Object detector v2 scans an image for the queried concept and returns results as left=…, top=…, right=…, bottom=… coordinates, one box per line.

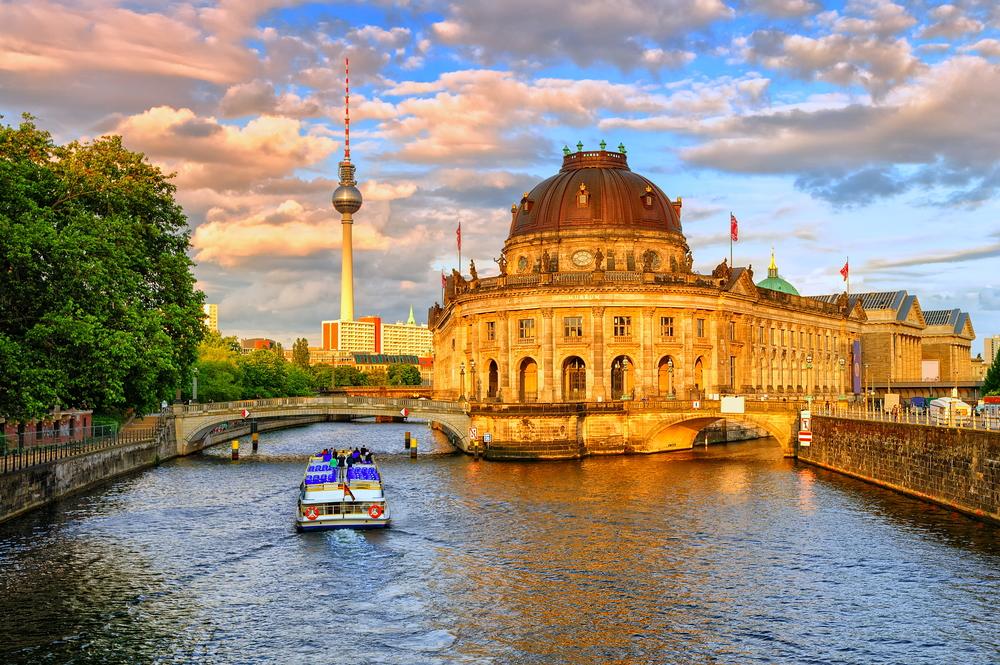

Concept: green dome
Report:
left=756, top=250, right=799, bottom=296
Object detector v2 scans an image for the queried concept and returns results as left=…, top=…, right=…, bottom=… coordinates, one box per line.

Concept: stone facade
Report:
left=801, top=416, right=1000, bottom=524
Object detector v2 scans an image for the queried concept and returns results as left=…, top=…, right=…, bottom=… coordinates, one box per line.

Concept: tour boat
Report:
left=295, top=451, right=390, bottom=531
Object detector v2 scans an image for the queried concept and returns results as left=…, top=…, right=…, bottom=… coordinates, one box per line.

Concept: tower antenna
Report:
left=344, top=57, right=350, bottom=161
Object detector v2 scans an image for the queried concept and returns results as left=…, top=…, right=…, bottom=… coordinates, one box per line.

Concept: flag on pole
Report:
left=456, top=222, right=462, bottom=252
left=730, top=213, right=739, bottom=242
left=840, top=260, right=849, bottom=281
left=441, top=271, right=446, bottom=288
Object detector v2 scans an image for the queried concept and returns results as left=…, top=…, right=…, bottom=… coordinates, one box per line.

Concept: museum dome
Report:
left=507, top=145, right=684, bottom=240
left=756, top=251, right=800, bottom=296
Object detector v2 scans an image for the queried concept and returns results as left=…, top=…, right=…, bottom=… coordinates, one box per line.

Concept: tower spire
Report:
left=333, top=57, right=362, bottom=322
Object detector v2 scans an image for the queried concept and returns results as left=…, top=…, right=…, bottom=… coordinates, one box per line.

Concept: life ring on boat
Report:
left=304, top=506, right=320, bottom=521
left=368, top=504, right=383, bottom=519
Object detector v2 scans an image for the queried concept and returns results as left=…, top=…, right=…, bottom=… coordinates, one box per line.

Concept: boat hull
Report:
left=296, top=518, right=390, bottom=531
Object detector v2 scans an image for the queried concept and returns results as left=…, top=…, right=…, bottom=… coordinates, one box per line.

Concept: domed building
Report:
left=429, top=146, right=869, bottom=408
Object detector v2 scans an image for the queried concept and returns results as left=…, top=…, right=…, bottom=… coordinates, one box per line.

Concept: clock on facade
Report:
left=571, top=249, right=593, bottom=268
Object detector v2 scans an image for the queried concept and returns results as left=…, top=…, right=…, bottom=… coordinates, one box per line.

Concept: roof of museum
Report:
left=507, top=146, right=683, bottom=240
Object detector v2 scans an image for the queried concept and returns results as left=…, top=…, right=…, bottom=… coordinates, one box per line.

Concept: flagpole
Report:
left=458, top=222, right=462, bottom=275
left=730, top=211, right=733, bottom=268
left=846, top=256, right=850, bottom=297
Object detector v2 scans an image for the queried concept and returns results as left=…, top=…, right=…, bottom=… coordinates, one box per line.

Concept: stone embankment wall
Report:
left=0, top=431, right=174, bottom=524
left=802, top=416, right=1000, bottom=524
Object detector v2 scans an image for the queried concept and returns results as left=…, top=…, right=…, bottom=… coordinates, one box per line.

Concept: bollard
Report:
left=409, top=437, right=417, bottom=458
left=252, top=432, right=259, bottom=452
left=231, top=439, right=239, bottom=460
left=404, top=431, right=411, bottom=450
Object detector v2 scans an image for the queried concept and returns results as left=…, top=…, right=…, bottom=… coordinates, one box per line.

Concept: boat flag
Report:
left=343, top=484, right=355, bottom=500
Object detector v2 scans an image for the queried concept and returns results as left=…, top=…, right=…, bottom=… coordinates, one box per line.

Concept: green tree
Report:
left=286, top=364, right=315, bottom=396
left=238, top=349, right=288, bottom=398
left=310, top=364, right=335, bottom=392
left=332, top=365, right=368, bottom=387
left=364, top=368, right=389, bottom=386
left=0, top=114, right=204, bottom=419
left=387, top=363, right=422, bottom=386
left=292, top=337, right=310, bottom=369
left=984, top=352, right=1000, bottom=396
left=196, top=359, right=243, bottom=402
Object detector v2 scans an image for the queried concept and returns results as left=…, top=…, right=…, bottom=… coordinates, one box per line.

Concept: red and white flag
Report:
left=441, top=271, right=446, bottom=288
left=730, top=213, right=738, bottom=242
left=456, top=222, right=462, bottom=252
left=840, top=260, right=849, bottom=281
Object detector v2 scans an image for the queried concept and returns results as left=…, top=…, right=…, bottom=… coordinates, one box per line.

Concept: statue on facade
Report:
left=683, top=249, right=693, bottom=273
left=469, top=259, right=478, bottom=281
left=541, top=250, right=551, bottom=273
left=747, top=263, right=754, bottom=280
left=494, top=252, right=508, bottom=276
left=593, top=248, right=604, bottom=271
left=641, top=249, right=655, bottom=272
left=712, top=258, right=731, bottom=280
left=669, top=255, right=678, bottom=273
left=451, top=268, right=466, bottom=293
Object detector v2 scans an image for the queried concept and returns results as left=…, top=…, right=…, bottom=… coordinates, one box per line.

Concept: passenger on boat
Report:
left=346, top=453, right=355, bottom=467
left=351, top=448, right=361, bottom=462
left=360, top=447, right=369, bottom=456
left=335, top=454, right=346, bottom=467
left=363, top=452, right=373, bottom=463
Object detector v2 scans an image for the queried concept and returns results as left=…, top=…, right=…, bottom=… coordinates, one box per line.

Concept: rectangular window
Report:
left=809, top=332, right=813, bottom=348
left=660, top=316, right=675, bottom=337
left=800, top=331, right=804, bottom=348
left=696, top=318, right=705, bottom=337
left=729, top=321, right=736, bottom=341
left=518, top=318, right=535, bottom=340
left=613, top=315, right=632, bottom=337
left=486, top=321, right=496, bottom=341
left=770, top=328, right=775, bottom=345
left=759, top=325, right=765, bottom=344
left=730, top=355, right=736, bottom=388
left=607, top=252, right=616, bottom=271
left=563, top=316, right=583, bottom=338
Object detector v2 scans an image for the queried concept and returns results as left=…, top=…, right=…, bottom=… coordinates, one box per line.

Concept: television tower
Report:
left=332, top=57, right=362, bottom=321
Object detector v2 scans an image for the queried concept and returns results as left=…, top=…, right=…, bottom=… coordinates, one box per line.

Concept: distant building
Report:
left=202, top=303, right=219, bottom=332
left=241, top=337, right=276, bottom=353
left=985, top=335, right=1000, bottom=363
left=321, top=307, right=433, bottom=357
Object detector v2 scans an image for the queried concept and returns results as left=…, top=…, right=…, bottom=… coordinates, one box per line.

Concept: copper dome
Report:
left=508, top=150, right=682, bottom=239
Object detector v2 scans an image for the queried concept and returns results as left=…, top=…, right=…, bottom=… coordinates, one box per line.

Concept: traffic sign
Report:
left=693, top=400, right=701, bottom=410
left=469, top=427, right=478, bottom=441
left=483, top=433, right=492, bottom=444
left=798, top=430, right=812, bottom=446
left=400, top=407, right=410, bottom=417
left=241, top=408, right=251, bottom=418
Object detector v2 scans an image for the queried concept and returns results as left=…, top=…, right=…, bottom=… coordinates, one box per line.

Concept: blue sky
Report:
left=2, top=0, right=999, bottom=352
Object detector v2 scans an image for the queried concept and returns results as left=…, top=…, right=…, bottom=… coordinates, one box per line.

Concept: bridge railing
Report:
left=815, top=403, right=1000, bottom=432
left=172, top=395, right=466, bottom=416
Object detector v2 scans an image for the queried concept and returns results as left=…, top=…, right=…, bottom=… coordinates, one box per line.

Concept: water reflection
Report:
left=0, top=423, right=998, bottom=664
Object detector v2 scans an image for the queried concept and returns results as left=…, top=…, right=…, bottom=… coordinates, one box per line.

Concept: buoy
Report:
left=231, top=439, right=239, bottom=460
left=304, top=506, right=319, bottom=520
left=368, top=504, right=383, bottom=519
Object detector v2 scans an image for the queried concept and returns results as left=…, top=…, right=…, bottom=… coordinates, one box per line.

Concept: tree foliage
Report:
left=292, top=337, right=310, bottom=369
left=984, top=352, right=1000, bottom=396
left=0, top=114, right=204, bottom=419
left=388, top=364, right=422, bottom=386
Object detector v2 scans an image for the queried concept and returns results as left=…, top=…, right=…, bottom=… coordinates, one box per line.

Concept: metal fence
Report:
left=1, top=425, right=160, bottom=474
left=816, top=403, right=1000, bottom=432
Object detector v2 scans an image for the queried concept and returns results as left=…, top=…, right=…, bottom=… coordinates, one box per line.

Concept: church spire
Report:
left=768, top=248, right=778, bottom=279
left=407, top=305, right=415, bottom=326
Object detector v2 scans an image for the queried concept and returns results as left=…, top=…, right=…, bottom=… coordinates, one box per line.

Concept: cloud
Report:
left=961, top=38, right=1000, bottom=58
left=747, top=0, right=819, bottom=18
left=865, top=241, right=1000, bottom=270
left=680, top=57, right=1000, bottom=206
left=430, top=0, right=732, bottom=71
left=373, top=70, right=674, bottom=165
left=919, top=4, right=984, bottom=39
left=109, top=106, right=337, bottom=191
left=822, top=0, right=917, bottom=38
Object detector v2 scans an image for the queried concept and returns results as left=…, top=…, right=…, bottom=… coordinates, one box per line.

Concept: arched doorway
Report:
left=657, top=356, right=675, bottom=397
left=610, top=355, right=634, bottom=400
left=562, top=356, right=586, bottom=401
left=693, top=356, right=704, bottom=397
left=519, top=357, right=538, bottom=403
left=487, top=360, right=499, bottom=400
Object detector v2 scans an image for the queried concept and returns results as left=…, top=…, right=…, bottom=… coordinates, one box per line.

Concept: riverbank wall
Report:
left=0, top=429, right=175, bottom=524
left=801, top=416, right=1000, bottom=524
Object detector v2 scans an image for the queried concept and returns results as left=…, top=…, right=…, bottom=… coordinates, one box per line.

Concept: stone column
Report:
left=592, top=306, right=606, bottom=401
left=498, top=312, right=510, bottom=401
left=641, top=307, right=655, bottom=398
left=541, top=307, right=554, bottom=402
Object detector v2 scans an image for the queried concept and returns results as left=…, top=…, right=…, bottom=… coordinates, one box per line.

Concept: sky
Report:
left=2, top=0, right=999, bottom=353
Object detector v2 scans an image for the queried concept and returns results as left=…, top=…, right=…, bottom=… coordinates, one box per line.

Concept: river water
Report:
left=1, top=421, right=998, bottom=664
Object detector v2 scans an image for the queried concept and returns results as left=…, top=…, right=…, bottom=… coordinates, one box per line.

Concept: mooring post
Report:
left=410, top=437, right=417, bottom=458
left=231, top=439, right=239, bottom=461
left=251, top=419, right=259, bottom=452
left=404, top=430, right=411, bottom=449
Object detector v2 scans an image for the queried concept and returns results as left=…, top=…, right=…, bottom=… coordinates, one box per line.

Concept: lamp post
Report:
left=470, top=358, right=478, bottom=402
left=459, top=361, right=466, bottom=401
left=667, top=357, right=675, bottom=399
left=864, top=363, right=870, bottom=413
left=192, top=365, right=199, bottom=403
left=805, top=354, right=813, bottom=410
left=838, top=357, right=846, bottom=401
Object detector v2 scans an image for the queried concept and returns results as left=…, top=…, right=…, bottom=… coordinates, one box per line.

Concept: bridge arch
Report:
left=640, top=412, right=796, bottom=456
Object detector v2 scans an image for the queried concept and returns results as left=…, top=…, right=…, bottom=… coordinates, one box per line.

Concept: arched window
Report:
left=657, top=356, right=675, bottom=397
left=488, top=360, right=499, bottom=400
left=611, top=355, right=635, bottom=399
left=563, top=357, right=586, bottom=401
left=519, top=358, right=538, bottom=403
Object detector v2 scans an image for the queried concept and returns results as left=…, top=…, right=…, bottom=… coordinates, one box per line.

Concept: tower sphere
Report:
left=333, top=184, right=363, bottom=214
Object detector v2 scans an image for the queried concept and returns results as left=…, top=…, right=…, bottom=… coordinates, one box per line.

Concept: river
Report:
left=1, top=421, right=998, bottom=664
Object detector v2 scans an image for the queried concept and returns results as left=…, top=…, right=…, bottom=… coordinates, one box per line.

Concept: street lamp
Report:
left=459, top=361, right=466, bottom=401
left=864, top=363, right=870, bottom=412
left=667, top=357, right=675, bottom=399
left=192, top=365, right=199, bottom=403
left=470, top=358, right=478, bottom=401
left=805, top=354, right=813, bottom=409
left=838, top=357, right=846, bottom=400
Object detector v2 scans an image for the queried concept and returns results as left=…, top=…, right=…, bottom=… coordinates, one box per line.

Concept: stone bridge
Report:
left=170, top=396, right=471, bottom=455
left=168, top=395, right=805, bottom=460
